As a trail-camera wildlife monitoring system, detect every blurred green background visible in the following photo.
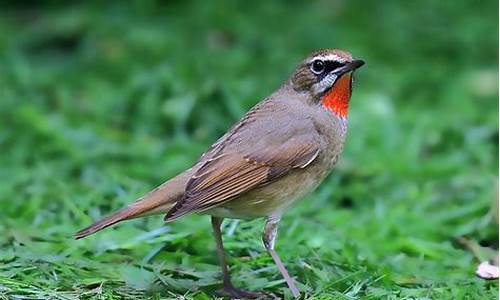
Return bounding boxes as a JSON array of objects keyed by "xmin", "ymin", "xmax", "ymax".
[{"xmin": 0, "ymin": 1, "xmax": 498, "ymax": 299}]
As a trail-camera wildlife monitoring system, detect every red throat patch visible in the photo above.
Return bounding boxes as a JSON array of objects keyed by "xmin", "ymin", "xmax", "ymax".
[{"xmin": 321, "ymin": 74, "xmax": 352, "ymax": 117}]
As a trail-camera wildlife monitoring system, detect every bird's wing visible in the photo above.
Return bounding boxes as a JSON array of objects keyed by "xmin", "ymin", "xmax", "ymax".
[{"xmin": 164, "ymin": 99, "xmax": 321, "ymax": 221}]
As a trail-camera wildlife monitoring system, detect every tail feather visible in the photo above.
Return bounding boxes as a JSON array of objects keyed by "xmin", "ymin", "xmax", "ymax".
[
  {"xmin": 74, "ymin": 170, "xmax": 192, "ymax": 239},
  {"xmin": 75, "ymin": 205, "xmax": 140, "ymax": 239}
]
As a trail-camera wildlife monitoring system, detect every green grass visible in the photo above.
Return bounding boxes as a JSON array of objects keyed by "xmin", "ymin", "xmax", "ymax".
[{"xmin": 0, "ymin": 1, "xmax": 498, "ymax": 299}]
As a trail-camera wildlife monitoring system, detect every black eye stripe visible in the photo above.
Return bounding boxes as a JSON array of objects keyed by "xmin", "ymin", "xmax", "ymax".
[
  {"xmin": 324, "ymin": 61, "xmax": 345, "ymax": 72},
  {"xmin": 310, "ymin": 60, "xmax": 345, "ymax": 75}
]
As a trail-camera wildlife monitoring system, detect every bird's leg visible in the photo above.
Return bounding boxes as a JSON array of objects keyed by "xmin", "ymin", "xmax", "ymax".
[
  {"xmin": 263, "ymin": 217, "xmax": 301, "ymax": 298},
  {"xmin": 211, "ymin": 217, "xmax": 263, "ymax": 299}
]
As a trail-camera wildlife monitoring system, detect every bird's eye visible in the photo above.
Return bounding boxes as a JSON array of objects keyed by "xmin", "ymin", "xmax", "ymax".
[{"xmin": 310, "ymin": 60, "xmax": 325, "ymax": 74}]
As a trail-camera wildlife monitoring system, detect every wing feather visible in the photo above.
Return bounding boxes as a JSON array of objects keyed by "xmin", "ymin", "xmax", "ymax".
[{"xmin": 164, "ymin": 100, "xmax": 322, "ymax": 221}]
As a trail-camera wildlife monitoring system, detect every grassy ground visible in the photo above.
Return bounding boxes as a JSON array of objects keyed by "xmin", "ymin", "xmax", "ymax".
[{"xmin": 0, "ymin": 1, "xmax": 498, "ymax": 299}]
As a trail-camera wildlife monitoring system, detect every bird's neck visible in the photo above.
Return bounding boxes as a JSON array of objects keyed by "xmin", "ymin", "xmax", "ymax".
[{"xmin": 320, "ymin": 74, "xmax": 352, "ymax": 118}]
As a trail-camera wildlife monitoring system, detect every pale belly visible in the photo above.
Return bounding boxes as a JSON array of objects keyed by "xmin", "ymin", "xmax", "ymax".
[
  {"xmin": 204, "ymin": 159, "xmax": 332, "ymax": 220},
  {"xmin": 204, "ymin": 112, "xmax": 347, "ymax": 220}
]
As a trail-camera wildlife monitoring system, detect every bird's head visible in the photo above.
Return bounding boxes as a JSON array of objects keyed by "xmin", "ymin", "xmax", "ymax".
[{"xmin": 291, "ymin": 49, "xmax": 365, "ymax": 117}]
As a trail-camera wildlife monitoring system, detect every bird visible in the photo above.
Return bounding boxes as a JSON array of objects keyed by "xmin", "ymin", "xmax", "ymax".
[{"xmin": 75, "ymin": 48, "xmax": 365, "ymax": 299}]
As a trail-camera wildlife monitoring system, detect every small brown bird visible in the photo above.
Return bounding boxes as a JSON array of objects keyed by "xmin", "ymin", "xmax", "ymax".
[{"xmin": 75, "ymin": 49, "xmax": 364, "ymax": 298}]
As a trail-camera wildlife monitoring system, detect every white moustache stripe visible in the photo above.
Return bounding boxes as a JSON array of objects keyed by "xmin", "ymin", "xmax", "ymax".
[{"xmin": 312, "ymin": 74, "xmax": 338, "ymax": 95}]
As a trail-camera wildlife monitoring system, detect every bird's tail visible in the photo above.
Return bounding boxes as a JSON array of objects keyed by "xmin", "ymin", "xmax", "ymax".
[
  {"xmin": 74, "ymin": 202, "xmax": 154, "ymax": 239},
  {"xmin": 74, "ymin": 170, "xmax": 191, "ymax": 239}
]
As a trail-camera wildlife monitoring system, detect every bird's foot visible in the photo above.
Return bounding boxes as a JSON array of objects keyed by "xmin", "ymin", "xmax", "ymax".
[{"xmin": 216, "ymin": 284, "xmax": 273, "ymax": 299}]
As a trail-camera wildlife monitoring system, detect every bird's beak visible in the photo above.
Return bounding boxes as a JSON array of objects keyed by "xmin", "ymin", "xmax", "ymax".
[{"xmin": 335, "ymin": 59, "xmax": 365, "ymax": 75}]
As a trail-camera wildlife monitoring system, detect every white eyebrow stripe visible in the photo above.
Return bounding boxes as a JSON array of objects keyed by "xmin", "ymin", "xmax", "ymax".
[{"xmin": 308, "ymin": 54, "xmax": 348, "ymax": 63}]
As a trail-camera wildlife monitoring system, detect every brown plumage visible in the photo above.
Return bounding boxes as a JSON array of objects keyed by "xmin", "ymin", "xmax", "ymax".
[{"xmin": 75, "ymin": 49, "xmax": 364, "ymax": 298}]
